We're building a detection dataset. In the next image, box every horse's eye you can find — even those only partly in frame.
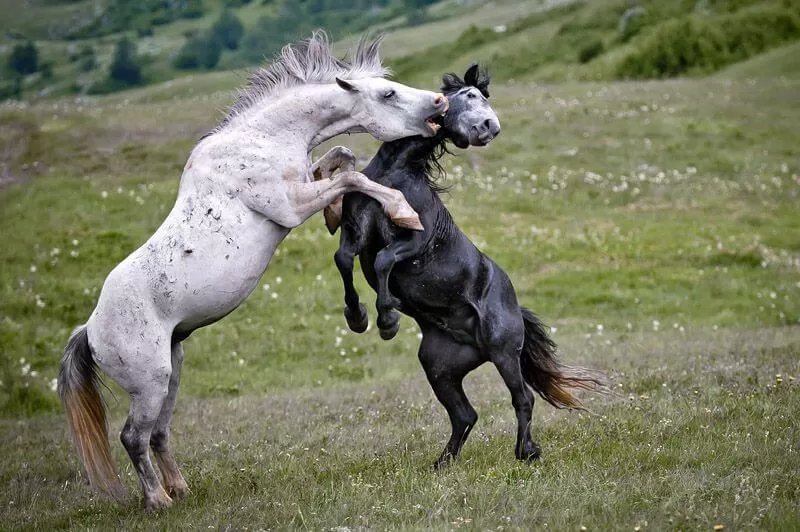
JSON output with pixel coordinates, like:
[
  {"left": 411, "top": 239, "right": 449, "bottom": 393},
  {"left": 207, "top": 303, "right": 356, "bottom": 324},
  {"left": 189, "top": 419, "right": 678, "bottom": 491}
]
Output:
[
  {"left": 467, "top": 92, "right": 477, "bottom": 99},
  {"left": 384, "top": 89, "right": 395, "bottom": 99}
]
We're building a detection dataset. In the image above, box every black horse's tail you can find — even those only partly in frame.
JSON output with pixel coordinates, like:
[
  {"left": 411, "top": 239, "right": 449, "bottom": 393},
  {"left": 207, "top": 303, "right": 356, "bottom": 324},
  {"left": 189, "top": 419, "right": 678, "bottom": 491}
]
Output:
[{"left": 519, "top": 307, "right": 605, "bottom": 409}]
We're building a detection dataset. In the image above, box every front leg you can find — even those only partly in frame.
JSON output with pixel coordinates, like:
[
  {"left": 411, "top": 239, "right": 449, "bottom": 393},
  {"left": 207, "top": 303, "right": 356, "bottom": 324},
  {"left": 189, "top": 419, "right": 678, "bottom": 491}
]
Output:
[
  {"left": 373, "top": 233, "right": 426, "bottom": 340},
  {"left": 282, "top": 171, "right": 423, "bottom": 230},
  {"left": 334, "top": 226, "right": 368, "bottom": 333},
  {"left": 311, "top": 146, "right": 355, "bottom": 234}
]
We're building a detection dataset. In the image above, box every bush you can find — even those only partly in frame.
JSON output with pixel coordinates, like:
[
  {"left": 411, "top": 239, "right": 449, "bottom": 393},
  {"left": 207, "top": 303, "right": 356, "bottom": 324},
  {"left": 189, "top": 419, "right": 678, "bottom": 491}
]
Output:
[
  {"left": 9, "top": 41, "right": 39, "bottom": 75},
  {"left": 79, "top": 54, "right": 96, "bottom": 72},
  {"left": 174, "top": 32, "right": 222, "bottom": 70},
  {"left": 616, "top": 6, "right": 800, "bottom": 79},
  {"left": 212, "top": 9, "right": 245, "bottom": 50},
  {"left": 578, "top": 39, "right": 606, "bottom": 63},
  {"left": 109, "top": 37, "right": 142, "bottom": 85}
]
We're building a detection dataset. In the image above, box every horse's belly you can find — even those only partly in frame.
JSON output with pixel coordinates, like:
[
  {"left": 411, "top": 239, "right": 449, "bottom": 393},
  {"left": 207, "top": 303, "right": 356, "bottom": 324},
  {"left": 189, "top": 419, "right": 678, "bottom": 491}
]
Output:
[{"left": 141, "top": 212, "right": 290, "bottom": 333}]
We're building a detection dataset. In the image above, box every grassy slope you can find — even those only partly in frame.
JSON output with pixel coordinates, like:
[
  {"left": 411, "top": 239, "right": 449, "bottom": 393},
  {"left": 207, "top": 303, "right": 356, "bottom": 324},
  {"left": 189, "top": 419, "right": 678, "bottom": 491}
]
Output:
[
  {"left": 1, "top": 1, "right": 800, "bottom": 529},
  {"left": 716, "top": 41, "right": 800, "bottom": 79}
]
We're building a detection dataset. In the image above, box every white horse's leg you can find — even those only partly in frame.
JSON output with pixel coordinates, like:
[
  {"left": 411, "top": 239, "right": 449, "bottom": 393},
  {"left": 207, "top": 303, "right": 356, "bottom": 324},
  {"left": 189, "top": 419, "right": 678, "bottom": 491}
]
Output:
[
  {"left": 109, "top": 340, "right": 173, "bottom": 511},
  {"left": 286, "top": 171, "right": 423, "bottom": 230},
  {"left": 150, "top": 342, "right": 188, "bottom": 500},
  {"left": 311, "top": 146, "right": 355, "bottom": 234}
]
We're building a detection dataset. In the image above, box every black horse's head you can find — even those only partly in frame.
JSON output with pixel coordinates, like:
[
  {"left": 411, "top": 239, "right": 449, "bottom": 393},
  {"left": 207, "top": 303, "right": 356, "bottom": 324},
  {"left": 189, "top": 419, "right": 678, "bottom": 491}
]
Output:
[{"left": 440, "top": 64, "right": 500, "bottom": 149}]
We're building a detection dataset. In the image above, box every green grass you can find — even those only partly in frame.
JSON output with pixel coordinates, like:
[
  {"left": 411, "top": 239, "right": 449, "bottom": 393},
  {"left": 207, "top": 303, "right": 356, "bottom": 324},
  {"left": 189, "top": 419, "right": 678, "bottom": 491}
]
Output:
[
  {"left": 717, "top": 41, "right": 800, "bottom": 78},
  {"left": 1, "top": 11, "right": 800, "bottom": 528}
]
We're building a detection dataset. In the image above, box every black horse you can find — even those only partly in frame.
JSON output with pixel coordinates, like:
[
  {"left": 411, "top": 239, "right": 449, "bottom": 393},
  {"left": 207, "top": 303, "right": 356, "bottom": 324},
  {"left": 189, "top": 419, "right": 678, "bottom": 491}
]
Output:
[{"left": 331, "top": 65, "right": 603, "bottom": 467}]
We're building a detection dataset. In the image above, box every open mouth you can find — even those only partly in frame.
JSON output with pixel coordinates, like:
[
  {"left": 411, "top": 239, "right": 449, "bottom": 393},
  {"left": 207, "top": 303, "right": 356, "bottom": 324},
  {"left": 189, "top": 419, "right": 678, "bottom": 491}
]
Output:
[{"left": 425, "top": 98, "right": 449, "bottom": 133}]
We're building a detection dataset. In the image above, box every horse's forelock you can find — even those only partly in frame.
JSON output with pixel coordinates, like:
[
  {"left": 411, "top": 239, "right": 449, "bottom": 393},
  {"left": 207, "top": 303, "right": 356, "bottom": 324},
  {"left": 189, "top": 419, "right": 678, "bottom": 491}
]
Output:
[{"left": 441, "top": 64, "right": 491, "bottom": 98}]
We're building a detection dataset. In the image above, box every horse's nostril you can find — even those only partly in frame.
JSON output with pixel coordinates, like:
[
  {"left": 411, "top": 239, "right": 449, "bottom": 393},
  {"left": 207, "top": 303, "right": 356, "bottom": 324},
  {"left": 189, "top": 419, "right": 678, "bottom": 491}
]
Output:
[{"left": 434, "top": 94, "right": 445, "bottom": 106}]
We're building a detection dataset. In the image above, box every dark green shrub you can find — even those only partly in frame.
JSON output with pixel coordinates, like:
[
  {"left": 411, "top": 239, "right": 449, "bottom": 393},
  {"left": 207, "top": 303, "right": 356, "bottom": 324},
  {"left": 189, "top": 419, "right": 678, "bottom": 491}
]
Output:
[
  {"left": 720, "top": 6, "right": 800, "bottom": 61},
  {"left": 174, "top": 32, "right": 222, "bottom": 70},
  {"left": 109, "top": 37, "right": 142, "bottom": 85},
  {"left": 578, "top": 39, "right": 606, "bottom": 63},
  {"left": 9, "top": 41, "right": 39, "bottom": 75},
  {"left": 616, "top": 6, "right": 800, "bottom": 79},
  {"left": 212, "top": 9, "right": 245, "bottom": 50}
]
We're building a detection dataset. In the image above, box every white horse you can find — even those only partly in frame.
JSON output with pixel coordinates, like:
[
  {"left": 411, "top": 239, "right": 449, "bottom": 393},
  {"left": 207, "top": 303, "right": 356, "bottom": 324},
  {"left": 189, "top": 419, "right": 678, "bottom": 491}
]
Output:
[{"left": 58, "top": 31, "right": 448, "bottom": 511}]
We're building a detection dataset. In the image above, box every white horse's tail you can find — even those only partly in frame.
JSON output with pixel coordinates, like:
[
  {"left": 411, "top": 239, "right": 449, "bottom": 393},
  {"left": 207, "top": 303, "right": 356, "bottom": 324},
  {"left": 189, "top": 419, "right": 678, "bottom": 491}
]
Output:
[{"left": 58, "top": 325, "right": 127, "bottom": 502}]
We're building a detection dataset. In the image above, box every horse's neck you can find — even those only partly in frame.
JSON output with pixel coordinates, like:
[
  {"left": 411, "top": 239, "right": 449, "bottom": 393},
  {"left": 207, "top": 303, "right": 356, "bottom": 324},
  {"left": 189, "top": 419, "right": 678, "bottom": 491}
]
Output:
[
  {"left": 364, "top": 135, "right": 443, "bottom": 185},
  {"left": 240, "top": 85, "right": 360, "bottom": 152}
]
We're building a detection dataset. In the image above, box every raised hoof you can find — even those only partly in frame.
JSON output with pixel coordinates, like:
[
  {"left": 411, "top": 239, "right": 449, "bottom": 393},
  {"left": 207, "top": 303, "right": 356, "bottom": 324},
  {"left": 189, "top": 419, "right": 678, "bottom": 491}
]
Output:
[
  {"left": 344, "top": 304, "right": 369, "bottom": 333},
  {"left": 143, "top": 487, "right": 173, "bottom": 512},
  {"left": 379, "top": 321, "right": 399, "bottom": 340},
  {"left": 391, "top": 213, "right": 424, "bottom": 231},
  {"left": 377, "top": 311, "right": 399, "bottom": 340},
  {"left": 324, "top": 202, "right": 342, "bottom": 235}
]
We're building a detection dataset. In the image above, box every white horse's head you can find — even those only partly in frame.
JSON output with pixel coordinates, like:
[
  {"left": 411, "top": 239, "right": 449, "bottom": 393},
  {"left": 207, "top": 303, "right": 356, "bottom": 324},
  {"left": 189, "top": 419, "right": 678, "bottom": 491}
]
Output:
[{"left": 335, "top": 77, "right": 448, "bottom": 141}]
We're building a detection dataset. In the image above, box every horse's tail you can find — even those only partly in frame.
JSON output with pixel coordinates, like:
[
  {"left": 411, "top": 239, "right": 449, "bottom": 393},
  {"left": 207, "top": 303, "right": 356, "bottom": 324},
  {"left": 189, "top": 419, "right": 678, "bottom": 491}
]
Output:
[
  {"left": 58, "top": 325, "right": 126, "bottom": 502},
  {"left": 519, "top": 307, "right": 605, "bottom": 409}
]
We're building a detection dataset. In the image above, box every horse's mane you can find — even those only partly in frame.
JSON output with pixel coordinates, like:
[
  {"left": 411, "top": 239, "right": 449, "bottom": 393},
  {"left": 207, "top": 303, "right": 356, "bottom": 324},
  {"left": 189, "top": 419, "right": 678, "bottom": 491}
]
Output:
[
  {"left": 423, "top": 64, "right": 491, "bottom": 192},
  {"left": 208, "top": 30, "right": 388, "bottom": 136}
]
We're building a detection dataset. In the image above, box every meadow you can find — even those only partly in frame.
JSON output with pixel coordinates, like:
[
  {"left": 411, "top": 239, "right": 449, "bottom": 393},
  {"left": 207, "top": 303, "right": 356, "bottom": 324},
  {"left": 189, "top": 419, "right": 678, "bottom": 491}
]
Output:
[{"left": 2, "top": 3, "right": 800, "bottom": 529}]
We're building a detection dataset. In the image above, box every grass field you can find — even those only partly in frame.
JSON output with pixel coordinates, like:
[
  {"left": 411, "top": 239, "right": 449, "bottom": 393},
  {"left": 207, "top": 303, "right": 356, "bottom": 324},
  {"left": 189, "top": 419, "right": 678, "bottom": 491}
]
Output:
[{"left": 2, "top": 9, "right": 800, "bottom": 530}]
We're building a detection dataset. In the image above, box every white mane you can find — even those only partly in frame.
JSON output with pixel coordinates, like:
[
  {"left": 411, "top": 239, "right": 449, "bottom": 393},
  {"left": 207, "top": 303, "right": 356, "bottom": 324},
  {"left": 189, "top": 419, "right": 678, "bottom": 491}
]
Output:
[{"left": 210, "top": 30, "right": 389, "bottom": 135}]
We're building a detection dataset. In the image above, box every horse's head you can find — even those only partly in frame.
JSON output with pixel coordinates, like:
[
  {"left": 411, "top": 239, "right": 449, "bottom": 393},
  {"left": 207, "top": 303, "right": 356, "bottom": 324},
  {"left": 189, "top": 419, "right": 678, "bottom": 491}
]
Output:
[
  {"left": 439, "top": 64, "right": 500, "bottom": 149},
  {"left": 336, "top": 77, "right": 449, "bottom": 142}
]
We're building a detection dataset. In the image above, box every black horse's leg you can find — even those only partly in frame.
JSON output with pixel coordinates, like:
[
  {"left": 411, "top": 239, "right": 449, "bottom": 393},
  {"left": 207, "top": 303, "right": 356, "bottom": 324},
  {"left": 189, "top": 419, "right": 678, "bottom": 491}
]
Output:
[
  {"left": 476, "top": 273, "right": 540, "bottom": 461},
  {"left": 373, "top": 233, "right": 424, "bottom": 340},
  {"left": 334, "top": 225, "right": 368, "bottom": 333},
  {"left": 481, "top": 306, "right": 540, "bottom": 462},
  {"left": 418, "top": 327, "right": 484, "bottom": 469}
]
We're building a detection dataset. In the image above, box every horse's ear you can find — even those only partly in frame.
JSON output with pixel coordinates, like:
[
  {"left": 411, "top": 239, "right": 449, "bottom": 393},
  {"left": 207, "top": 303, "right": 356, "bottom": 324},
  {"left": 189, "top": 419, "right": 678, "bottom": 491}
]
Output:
[
  {"left": 464, "top": 64, "right": 479, "bottom": 86},
  {"left": 336, "top": 77, "right": 359, "bottom": 92}
]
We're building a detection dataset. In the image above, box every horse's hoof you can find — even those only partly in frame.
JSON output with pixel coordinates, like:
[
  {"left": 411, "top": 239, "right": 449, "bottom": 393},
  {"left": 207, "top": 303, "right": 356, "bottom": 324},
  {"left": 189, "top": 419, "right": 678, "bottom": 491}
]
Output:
[
  {"left": 392, "top": 213, "right": 424, "bottom": 231},
  {"left": 167, "top": 478, "right": 189, "bottom": 500},
  {"left": 379, "top": 322, "right": 399, "bottom": 340},
  {"left": 377, "top": 312, "right": 399, "bottom": 340},
  {"left": 143, "top": 487, "right": 173, "bottom": 511},
  {"left": 518, "top": 443, "right": 541, "bottom": 462},
  {"left": 323, "top": 202, "right": 342, "bottom": 235},
  {"left": 433, "top": 453, "right": 455, "bottom": 470},
  {"left": 344, "top": 304, "right": 368, "bottom": 333}
]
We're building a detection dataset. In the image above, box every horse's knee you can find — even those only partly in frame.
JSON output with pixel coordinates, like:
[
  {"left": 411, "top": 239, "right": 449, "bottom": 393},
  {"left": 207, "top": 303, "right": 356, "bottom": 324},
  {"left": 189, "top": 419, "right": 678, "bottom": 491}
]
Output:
[
  {"left": 374, "top": 249, "right": 395, "bottom": 276},
  {"left": 334, "top": 248, "right": 353, "bottom": 271}
]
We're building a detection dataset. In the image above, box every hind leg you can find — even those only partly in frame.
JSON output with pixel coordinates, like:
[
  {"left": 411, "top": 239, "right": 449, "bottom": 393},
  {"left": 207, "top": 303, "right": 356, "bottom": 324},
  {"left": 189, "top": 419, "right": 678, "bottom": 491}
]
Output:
[
  {"left": 418, "top": 327, "right": 484, "bottom": 469},
  {"left": 150, "top": 342, "right": 189, "bottom": 500},
  {"left": 483, "top": 318, "right": 540, "bottom": 461},
  {"left": 109, "top": 344, "right": 173, "bottom": 511}
]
